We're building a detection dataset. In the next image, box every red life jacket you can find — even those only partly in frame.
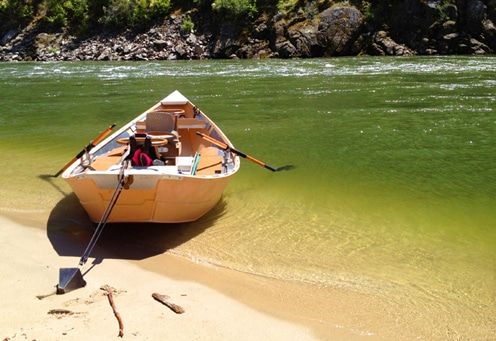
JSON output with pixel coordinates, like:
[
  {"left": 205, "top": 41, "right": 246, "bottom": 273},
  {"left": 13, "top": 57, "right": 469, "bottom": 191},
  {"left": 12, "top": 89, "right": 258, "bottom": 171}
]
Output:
[{"left": 131, "top": 149, "right": 152, "bottom": 167}]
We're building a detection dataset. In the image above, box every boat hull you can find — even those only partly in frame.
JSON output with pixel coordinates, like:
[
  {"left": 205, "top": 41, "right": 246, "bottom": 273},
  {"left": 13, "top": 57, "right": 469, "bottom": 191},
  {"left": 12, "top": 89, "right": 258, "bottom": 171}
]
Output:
[
  {"left": 62, "top": 90, "right": 240, "bottom": 223},
  {"left": 66, "top": 172, "right": 233, "bottom": 223}
]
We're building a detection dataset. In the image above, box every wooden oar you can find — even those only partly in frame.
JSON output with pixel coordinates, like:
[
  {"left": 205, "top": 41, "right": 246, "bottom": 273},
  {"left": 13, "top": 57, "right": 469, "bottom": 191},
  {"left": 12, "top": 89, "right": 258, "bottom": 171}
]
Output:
[
  {"left": 54, "top": 124, "right": 116, "bottom": 177},
  {"left": 196, "top": 132, "right": 294, "bottom": 172}
]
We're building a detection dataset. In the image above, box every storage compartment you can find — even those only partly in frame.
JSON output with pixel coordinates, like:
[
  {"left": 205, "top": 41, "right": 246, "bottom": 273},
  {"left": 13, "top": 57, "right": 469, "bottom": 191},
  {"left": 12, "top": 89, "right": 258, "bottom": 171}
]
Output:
[{"left": 176, "top": 156, "right": 194, "bottom": 173}]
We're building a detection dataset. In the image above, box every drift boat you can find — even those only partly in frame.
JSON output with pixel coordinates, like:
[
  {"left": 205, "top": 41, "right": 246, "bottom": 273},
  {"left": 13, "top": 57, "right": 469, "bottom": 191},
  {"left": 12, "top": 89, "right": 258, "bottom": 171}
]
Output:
[{"left": 62, "top": 90, "right": 240, "bottom": 223}]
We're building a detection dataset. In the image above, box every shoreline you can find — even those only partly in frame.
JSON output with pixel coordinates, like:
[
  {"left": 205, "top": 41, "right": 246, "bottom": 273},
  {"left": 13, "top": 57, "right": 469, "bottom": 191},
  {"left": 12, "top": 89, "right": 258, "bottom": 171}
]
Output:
[
  {"left": 2, "top": 2, "right": 495, "bottom": 62},
  {"left": 0, "top": 211, "right": 423, "bottom": 340},
  {"left": 1, "top": 213, "right": 321, "bottom": 340},
  {"left": 0, "top": 212, "right": 374, "bottom": 340},
  {"left": 3, "top": 205, "right": 493, "bottom": 340}
]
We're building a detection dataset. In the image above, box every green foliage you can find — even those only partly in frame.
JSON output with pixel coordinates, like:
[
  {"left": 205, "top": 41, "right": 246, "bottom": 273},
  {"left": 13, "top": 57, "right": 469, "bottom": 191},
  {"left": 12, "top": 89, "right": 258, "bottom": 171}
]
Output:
[
  {"left": 211, "top": 0, "right": 257, "bottom": 17},
  {"left": 149, "top": 0, "right": 170, "bottom": 16},
  {"left": 360, "top": 1, "right": 372, "bottom": 21},
  {"left": 276, "top": 0, "right": 298, "bottom": 13},
  {"left": 44, "top": 1, "right": 68, "bottom": 27},
  {"left": 0, "top": 0, "right": 36, "bottom": 29},
  {"left": 435, "top": 0, "right": 456, "bottom": 21},
  {"left": 99, "top": 0, "right": 132, "bottom": 28},
  {"left": 100, "top": 0, "right": 171, "bottom": 29},
  {"left": 181, "top": 14, "right": 194, "bottom": 33}
]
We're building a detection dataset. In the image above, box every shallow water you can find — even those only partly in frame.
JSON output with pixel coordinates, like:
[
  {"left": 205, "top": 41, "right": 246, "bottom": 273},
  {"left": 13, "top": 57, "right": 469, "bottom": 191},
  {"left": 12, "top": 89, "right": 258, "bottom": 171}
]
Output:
[{"left": 0, "top": 57, "right": 495, "bottom": 338}]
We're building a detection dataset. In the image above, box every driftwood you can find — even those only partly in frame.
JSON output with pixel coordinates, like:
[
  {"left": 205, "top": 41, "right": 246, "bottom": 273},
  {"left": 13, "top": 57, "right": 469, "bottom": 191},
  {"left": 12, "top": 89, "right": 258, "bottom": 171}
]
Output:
[
  {"left": 152, "top": 293, "right": 185, "bottom": 314},
  {"left": 101, "top": 285, "right": 124, "bottom": 337},
  {"left": 48, "top": 309, "right": 74, "bottom": 315}
]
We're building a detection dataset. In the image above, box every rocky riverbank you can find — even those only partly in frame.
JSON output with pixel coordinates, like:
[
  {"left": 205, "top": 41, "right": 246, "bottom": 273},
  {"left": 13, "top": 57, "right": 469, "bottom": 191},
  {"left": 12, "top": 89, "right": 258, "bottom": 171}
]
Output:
[{"left": 1, "top": 0, "right": 495, "bottom": 61}]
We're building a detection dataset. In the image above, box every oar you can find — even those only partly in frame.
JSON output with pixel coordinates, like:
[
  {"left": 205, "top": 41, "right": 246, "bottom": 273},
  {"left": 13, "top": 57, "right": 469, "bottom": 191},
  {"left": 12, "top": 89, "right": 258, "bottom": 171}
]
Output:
[
  {"left": 196, "top": 132, "right": 294, "bottom": 172},
  {"left": 54, "top": 123, "right": 116, "bottom": 177},
  {"left": 57, "top": 160, "right": 129, "bottom": 294}
]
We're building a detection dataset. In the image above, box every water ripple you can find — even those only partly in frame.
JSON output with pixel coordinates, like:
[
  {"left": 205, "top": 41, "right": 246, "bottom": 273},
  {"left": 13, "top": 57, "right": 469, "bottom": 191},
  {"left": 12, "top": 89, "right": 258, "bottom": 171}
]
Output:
[{"left": 2, "top": 56, "right": 495, "bottom": 80}]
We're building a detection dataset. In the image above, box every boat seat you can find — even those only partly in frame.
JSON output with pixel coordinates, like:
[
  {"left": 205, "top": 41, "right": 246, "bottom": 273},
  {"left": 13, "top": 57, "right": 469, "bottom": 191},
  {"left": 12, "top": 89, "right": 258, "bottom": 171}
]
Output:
[
  {"left": 146, "top": 111, "right": 178, "bottom": 134},
  {"left": 91, "top": 155, "right": 121, "bottom": 171},
  {"left": 146, "top": 111, "right": 181, "bottom": 156},
  {"left": 195, "top": 147, "right": 224, "bottom": 176}
]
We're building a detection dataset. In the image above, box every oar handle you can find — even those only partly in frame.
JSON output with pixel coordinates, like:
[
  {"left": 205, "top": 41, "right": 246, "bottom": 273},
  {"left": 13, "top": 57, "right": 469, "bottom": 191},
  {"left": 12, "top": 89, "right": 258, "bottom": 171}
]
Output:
[
  {"left": 55, "top": 124, "right": 116, "bottom": 177},
  {"left": 196, "top": 132, "right": 277, "bottom": 172}
]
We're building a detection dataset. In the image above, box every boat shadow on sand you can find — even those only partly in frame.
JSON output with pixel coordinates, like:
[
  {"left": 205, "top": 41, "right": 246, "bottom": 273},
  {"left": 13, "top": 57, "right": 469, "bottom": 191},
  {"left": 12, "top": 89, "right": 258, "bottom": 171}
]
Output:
[{"left": 46, "top": 193, "right": 227, "bottom": 265}]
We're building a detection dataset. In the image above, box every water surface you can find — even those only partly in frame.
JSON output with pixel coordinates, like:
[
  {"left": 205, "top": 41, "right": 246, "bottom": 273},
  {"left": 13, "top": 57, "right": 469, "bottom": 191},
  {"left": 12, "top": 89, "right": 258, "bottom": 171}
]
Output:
[{"left": 0, "top": 57, "right": 494, "bottom": 338}]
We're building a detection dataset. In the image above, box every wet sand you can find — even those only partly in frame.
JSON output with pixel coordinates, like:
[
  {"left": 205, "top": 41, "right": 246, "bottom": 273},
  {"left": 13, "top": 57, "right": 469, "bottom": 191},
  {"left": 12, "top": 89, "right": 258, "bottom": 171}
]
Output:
[
  {"left": 1, "top": 214, "right": 318, "bottom": 340},
  {"left": 0, "top": 211, "right": 470, "bottom": 340}
]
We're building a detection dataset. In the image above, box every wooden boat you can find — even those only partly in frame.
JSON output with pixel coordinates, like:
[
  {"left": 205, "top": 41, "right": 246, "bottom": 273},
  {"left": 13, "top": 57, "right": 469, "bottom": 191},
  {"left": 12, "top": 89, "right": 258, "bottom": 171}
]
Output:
[{"left": 62, "top": 90, "right": 240, "bottom": 223}]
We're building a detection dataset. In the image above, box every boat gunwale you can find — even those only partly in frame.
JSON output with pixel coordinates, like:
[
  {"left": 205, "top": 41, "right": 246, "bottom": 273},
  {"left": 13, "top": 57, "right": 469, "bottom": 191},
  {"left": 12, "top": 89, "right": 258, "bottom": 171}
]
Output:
[{"left": 62, "top": 92, "right": 240, "bottom": 179}]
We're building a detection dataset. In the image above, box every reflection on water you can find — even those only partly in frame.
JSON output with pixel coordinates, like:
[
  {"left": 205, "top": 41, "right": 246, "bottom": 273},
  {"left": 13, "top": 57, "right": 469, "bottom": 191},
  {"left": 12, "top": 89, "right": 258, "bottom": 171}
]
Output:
[{"left": 0, "top": 57, "right": 495, "bottom": 338}]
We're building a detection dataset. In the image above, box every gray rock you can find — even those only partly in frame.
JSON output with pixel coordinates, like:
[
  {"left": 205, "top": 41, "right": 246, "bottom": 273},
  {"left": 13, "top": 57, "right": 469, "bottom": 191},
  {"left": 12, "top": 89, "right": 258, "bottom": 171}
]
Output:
[
  {"left": 175, "top": 44, "right": 187, "bottom": 58},
  {"left": 275, "top": 40, "right": 297, "bottom": 58},
  {"left": 288, "top": 23, "right": 319, "bottom": 57},
  {"left": 317, "top": 5, "right": 363, "bottom": 56},
  {"left": 372, "top": 31, "right": 414, "bottom": 56},
  {"left": 153, "top": 40, "right": 168, "bottom": 49},
  {"left": 187, "top": 34, "right": 197, "bottom": 44},
  {"left": 441, "top": 20, "right": 457, "bottom": 35},
  {"left": 443, "top": 33, "right": 459, "bottom": 41},
  {"left": 465, "top": 0, "right": 487, "bottom": 34},
  {"left": 1, "top": 29, "right": 18, "bottom": 45}
]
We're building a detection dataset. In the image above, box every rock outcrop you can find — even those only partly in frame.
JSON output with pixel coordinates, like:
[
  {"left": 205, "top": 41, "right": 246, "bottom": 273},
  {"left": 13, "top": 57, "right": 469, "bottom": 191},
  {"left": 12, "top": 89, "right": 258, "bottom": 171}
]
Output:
[{"left": 0, "top": 1, "right": 494, "bottom": 61}]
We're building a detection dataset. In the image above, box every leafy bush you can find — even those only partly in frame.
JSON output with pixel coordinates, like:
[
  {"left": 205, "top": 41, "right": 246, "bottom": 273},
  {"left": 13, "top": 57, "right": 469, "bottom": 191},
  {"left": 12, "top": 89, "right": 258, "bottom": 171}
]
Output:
[
  {"left": 276, "top": 0, "right": 298, "bottom": 13},
  {"left": 44, "top": 1, "right": 68, "bottom": 27},
  {"left": 100, "top": 0, "right": 171, "bottom": 29},
  {"left": 0, "top": 0, "right": 36, "bottom": 29},
  {"left": 100, "top": 0, "right": 133, "bottom": 28},
  {"left": 211, "top": 0, "right": 257, "bottom": 17},
  {"left": 181, "top": 14, "right": 194, "bottom": 33},
  {"left": 149, "top": 0, "right": 170, "bottom": 16},
  {"left": 436, "top": 0, "right": 456, "bottom": 21},
  {"left": 41, "top": 0, "right": 89, "bottom": 32}
]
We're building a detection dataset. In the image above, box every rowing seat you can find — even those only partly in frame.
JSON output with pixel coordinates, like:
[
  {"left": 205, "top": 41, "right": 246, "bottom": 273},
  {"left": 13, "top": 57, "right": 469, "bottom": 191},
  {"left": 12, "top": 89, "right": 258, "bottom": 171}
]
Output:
[{"left": 146, "top": 111, "right": 181, "bottom": 158}]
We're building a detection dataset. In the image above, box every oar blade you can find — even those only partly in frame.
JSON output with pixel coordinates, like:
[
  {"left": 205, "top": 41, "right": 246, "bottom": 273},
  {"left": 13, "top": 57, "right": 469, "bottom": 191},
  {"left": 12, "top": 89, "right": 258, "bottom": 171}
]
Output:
[
  {"left": 275, "top": 165, "right": 295, "bottom": 172},
  {"left": 57, "top": 267, "right": 86, "bottom": 295}
]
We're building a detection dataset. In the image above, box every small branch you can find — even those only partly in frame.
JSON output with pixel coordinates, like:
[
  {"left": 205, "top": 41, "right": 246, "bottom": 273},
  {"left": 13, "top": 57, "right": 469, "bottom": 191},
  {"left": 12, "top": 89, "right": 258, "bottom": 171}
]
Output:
[
  {"left": 152, "top": 293, "right": 185, "bottom": 314},
  {"left": 48, "top": 309, "right": 74, "bottom": 315},
  {"left": 101, "top": 285, "right": 124, "bottom": 337}
]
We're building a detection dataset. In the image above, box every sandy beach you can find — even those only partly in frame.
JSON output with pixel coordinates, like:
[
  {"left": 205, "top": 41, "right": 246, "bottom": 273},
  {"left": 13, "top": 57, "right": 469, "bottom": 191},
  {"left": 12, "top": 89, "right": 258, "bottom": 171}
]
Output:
[
  {"left": 0, "top": 213, "right": 314, "bottom": 340},
  {"left": 0, "top": 212, "right": 389, "bottom": 341},
  {"left": 1, "top": 207, "right": 493, "bottom": 341}
]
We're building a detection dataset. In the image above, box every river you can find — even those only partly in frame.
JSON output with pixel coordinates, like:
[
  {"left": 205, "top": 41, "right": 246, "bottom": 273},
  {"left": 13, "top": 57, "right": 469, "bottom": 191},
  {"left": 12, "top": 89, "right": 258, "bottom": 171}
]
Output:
[{"left": 0, "top": 56, "right": 494, "bottom": 338}]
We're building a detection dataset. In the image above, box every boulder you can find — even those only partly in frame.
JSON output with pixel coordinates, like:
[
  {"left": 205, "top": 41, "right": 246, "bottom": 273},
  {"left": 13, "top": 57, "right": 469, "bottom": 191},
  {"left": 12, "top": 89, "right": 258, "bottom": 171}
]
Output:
[
  {"left": 1, "top": 29, "right": 18, "bottom": 45},
  {"left": 153, "top": 39, "right": 168, "bottom": 50},
  {"left": 482, "top": 19, "right": 496, "bottom": 49},
  {"left": 465, "top": 0, "right": 487, "bottom": 34},
  {"left": 275, "top": 40, "right": 297, "bottom": 58},
  {"left": 317, "top": 5, "right": 363, "bottom": 56},
  {"left": 287, "top": 22, "right": 320, "bottom": 57},
  {"left": 441, "top": 20, "right": 457, "bottom": 35},
  {"left": 370, "top": 31, "right": 414, "bottom": 56}
]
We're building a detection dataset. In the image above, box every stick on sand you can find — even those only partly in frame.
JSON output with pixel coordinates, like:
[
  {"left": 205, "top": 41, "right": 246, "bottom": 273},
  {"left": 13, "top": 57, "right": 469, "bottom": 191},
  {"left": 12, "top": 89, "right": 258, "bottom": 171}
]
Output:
[
  {"left": 101, "top": 285, "right": 124, "bottom": 337},
  {"left": 152, "top": 293, "right": 185, "bottom": 314}
]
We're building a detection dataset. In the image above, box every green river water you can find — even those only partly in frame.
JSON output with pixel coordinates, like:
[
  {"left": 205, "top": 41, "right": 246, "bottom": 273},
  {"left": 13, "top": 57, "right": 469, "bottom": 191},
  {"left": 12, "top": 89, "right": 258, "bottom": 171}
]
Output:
[{"left": 0, "top": 57, "right": 494, "bottom": 338}]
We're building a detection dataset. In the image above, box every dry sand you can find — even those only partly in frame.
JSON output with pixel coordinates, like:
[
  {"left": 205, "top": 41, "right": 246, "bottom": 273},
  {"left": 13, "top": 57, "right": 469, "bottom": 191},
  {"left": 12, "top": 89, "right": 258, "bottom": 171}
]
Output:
[{"left": 0, "top": 212, "right": 429, "bottom": 340}]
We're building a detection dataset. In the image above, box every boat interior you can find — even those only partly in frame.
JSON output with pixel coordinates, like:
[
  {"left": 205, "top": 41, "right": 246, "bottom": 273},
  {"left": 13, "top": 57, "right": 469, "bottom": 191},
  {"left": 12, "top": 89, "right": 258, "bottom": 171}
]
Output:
[{"left": 72, "top": 99, "right": 237, "bottom": 177}]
